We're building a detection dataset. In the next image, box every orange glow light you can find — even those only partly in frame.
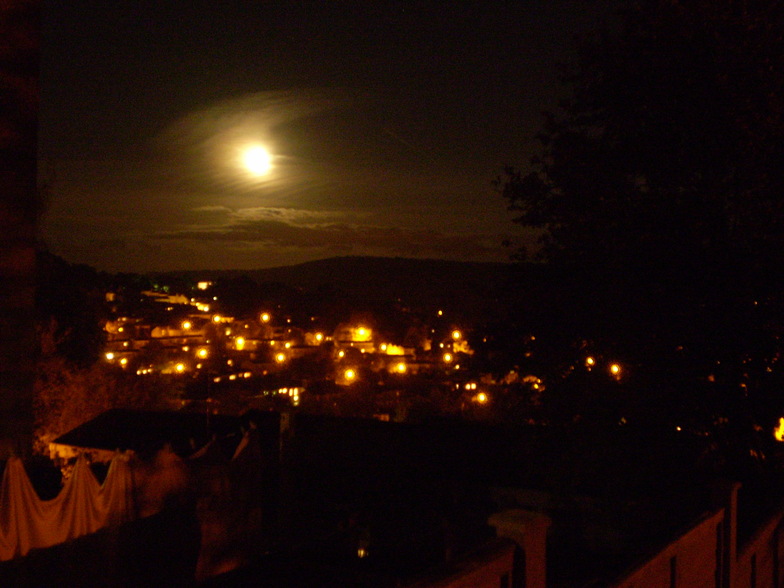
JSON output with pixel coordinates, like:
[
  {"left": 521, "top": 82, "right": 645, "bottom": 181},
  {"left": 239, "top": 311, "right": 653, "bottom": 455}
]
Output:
[{"left": 775, "top": 417, "right": 784, "bottom": 442}]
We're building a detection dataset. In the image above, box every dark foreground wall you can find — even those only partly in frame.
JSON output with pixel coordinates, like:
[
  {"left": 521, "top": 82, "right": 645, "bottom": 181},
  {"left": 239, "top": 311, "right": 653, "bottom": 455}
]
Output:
[
  {"left": 0, "top": 506, "right": 201, "bottom": 587},
  {"left": 0, "top": 0, "right": 39, "bottom": 456}
]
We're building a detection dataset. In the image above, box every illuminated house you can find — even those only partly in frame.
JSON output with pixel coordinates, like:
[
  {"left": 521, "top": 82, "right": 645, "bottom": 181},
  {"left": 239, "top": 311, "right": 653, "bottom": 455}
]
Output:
[{"left": 332, "top": 323, "right": 376, "bottom": 352}]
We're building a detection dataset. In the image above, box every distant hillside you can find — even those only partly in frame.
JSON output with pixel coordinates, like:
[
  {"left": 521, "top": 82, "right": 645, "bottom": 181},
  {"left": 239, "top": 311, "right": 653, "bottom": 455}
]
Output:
[{"left": 165, "top": 256, "right": 525, "bottom": 321}]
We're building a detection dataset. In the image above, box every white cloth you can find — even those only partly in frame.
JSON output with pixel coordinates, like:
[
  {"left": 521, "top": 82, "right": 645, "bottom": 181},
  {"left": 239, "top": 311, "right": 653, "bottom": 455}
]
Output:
[{"left": 0, "top": 453, "right": 134, "bottom": 560}]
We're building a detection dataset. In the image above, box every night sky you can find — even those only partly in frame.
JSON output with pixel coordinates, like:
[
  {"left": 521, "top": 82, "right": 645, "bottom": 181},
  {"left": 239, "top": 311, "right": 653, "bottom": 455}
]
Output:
[{"left": 38, "top": 1, "right": 614, "bottom": 272}]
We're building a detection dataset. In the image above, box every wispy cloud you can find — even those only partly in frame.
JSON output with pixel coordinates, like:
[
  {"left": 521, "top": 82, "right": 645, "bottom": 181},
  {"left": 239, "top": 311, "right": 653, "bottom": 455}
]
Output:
[{"left": 153, "top": 216, "right": 505, "bottom": 261}]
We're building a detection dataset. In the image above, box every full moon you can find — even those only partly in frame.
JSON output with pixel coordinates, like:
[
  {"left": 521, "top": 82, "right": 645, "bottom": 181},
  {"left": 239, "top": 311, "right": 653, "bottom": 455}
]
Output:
[{"left": 243, "top": 146, "right": 272, "bottom": 176}]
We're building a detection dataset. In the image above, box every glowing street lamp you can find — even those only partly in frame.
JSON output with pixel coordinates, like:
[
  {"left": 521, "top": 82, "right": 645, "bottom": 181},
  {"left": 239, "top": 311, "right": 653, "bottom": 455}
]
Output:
[{"left": 775, "top": 417, "right": 784, "bottom": 442}]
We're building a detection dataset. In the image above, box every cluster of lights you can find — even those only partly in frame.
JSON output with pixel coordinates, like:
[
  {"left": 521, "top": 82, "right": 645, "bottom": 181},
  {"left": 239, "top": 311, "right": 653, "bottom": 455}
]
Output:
[
  {"left": 212, "top": 372, "right": 253, "bottom": 383},
  {"left": 279, "top": 387, "right": 301, "bottom": 405},
  {"left": 107, "top": 299, "right": 484, "bottom": 392},
  {"left": 584, "top": 356, "right": 623, "bottom": 379},
  {"left": 105, "top": 352, "right": 129, "bottom": 368}
]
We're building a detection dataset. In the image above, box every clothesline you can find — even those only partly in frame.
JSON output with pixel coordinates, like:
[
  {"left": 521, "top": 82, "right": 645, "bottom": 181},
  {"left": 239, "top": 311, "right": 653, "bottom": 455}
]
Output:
[{"left": 0, "top": 428, "right": 260, "bottom": 561}]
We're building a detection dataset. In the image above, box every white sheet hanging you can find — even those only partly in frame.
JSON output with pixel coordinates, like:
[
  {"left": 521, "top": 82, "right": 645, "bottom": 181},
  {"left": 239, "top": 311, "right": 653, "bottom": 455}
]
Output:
[{"left": 0, "top": 452, "right": 134, "bottom": 560}]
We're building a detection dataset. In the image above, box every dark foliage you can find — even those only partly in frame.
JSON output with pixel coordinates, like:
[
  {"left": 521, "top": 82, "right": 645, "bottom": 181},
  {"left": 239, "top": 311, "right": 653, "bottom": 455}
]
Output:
[{"left": 500, "top": 0, "right": 784, "bottom": 366}]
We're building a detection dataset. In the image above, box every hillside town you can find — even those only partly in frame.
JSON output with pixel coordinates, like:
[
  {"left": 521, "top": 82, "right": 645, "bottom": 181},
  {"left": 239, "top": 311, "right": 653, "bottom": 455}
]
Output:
[{"left": 95, "top": 275, "right": 571, "bottom": 439}]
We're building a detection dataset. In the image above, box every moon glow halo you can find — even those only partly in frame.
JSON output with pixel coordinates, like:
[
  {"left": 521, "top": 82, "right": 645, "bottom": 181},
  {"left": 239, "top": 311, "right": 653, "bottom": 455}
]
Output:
[{"left": 243, "top": 146, "right": 272, "bottom": 176}]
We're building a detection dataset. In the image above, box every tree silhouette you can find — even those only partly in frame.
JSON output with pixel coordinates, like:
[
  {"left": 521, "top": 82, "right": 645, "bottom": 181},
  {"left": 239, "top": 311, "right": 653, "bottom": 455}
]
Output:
[{"left": 500, "top": 0, "right": 784, "bottom": 365}]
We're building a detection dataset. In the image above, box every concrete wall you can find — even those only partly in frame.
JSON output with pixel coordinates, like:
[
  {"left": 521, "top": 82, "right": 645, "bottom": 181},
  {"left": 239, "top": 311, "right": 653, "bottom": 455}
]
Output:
[
  {"left": 408, "top": 540, "right": 516, "bottom": 588},
  {"left": 614, "top": 509, "right": 725, "bottom": 588},
  {"left": 612, "top": 484, "right": 784, "bottom": 588},
  {"left": 734, "top": 508, "right": 784, "bottom": 588}
]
